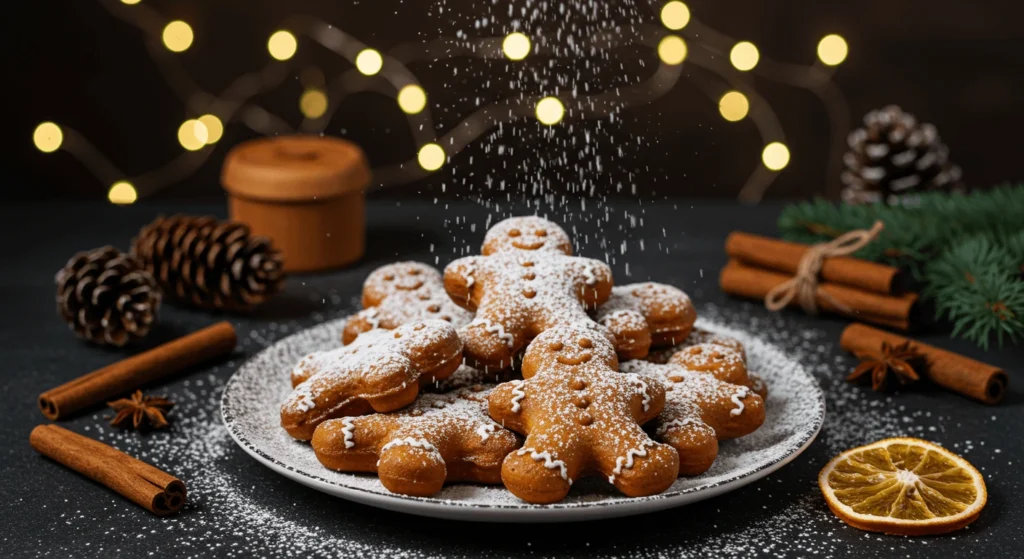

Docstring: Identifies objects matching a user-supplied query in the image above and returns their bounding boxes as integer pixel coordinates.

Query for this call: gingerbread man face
[481,216,573,255]
[595,282,697,360]
[487,324,679,503]
[646,326,749,365]
[312,385,521,497]
[444,217,614,370]
[281,320,463,440]
[621,359,765,476]
[342,262,472,344]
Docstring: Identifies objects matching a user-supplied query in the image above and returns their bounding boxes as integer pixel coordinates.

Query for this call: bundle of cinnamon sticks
[720,231,918,330]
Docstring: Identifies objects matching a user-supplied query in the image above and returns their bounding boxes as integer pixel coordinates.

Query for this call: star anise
[108,390,174,430]
[847,341,924,392]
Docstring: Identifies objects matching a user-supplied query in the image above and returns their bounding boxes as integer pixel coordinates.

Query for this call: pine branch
[777,184,1024,347]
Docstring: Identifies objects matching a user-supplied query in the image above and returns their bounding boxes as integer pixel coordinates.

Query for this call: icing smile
[511,240,546,250]
[394,280,425,291]
[556,353,592,365]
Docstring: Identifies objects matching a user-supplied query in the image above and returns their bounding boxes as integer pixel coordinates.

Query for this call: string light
[535,97,565,125]
[817,34,848,66]
[268,30,297,61]
[397,85,427,114]
[107,181,138,205]
[299,89,328,119]
[355,49,383,76]
[657,35,687,65]
[33,122,63,153]
[161,21,193,53]
[660,2,691,30]
[177,119,209,151]
[719,91,749,122]
[417,143,445,171]
[730,41,759,71]
[198,114,223,144]
[762,142,790,171]
[502,32,531,61]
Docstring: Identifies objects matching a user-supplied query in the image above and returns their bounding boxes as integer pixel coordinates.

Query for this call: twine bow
[764,220,885,314]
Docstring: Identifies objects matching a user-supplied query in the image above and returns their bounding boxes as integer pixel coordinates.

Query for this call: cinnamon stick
[30,424,186,515]
[840,323,1008,404]
[725,231,903,294]
[719,260,917,330]
[39,321,236,420]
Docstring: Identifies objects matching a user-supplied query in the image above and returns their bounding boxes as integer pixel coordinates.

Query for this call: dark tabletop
[1,198,1021,558]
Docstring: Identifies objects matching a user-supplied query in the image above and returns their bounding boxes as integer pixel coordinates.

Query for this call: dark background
[9,0,1024,202]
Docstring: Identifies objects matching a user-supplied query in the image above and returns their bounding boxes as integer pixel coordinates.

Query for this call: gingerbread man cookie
[595,282,697,360]
[621,359,765,475]
[312,384,521,496]
[444,217,613,370]
[488,324,679,503]
[342,262,473,344]
[646,327,748,365]
[281,320,463,440]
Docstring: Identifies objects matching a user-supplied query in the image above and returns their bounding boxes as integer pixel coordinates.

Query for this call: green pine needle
[777,184,1024,348]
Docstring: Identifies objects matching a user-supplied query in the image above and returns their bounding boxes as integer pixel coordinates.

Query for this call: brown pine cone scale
[56,246,161,346]
[132,215,284,312]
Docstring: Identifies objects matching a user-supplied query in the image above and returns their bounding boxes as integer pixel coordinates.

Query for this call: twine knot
[765,220,884,314]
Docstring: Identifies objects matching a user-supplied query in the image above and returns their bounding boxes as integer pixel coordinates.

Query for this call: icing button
[427,304,441,312]
[520,261,535,267]
[570,378,587,390]
[574,395,590,408]
[523,272,536,280]
[523,288,537,298]
[576,412,594,426]
[578,338,593,348]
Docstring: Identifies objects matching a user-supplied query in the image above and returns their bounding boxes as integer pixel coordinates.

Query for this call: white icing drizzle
[608,440,655,483]
[293,386,316,412]
[340,417,356,449]
[657,417,701,436]
[628,374,652,412]
[380,437,438,454]
[470,319,514,347]
[730,386,751,416]
[509,380,526,412]
[517,448,570,483]
[476,423,496,441]
[582,263,598,286]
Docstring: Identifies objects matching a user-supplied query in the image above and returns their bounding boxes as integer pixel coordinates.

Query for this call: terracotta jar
[221,135,371,273]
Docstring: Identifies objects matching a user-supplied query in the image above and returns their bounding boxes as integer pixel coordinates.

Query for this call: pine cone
[55,247,161,347]
[131,215,284,311]
[841,105,964,205]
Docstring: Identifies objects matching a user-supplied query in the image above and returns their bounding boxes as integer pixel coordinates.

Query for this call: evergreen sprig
[777,184,1024,348]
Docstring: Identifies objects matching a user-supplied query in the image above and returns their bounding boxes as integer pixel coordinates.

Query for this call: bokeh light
[108,182,138,205]
[268,30,297,61]
[730,41,759,71]
[120,0,141,5]
[657,35,688,65]
[198,114,223,144]
[762,142,791,171]
[718,91,749,122]
[502,32,531,61]
[177,119,209,151]
[33,122,63,153]
[162,21,194,53]
[660,2,691,31]
[299,90,328,119]
[817,34,848,66]
[417,143,445,171]
[355,49,383,76]
[397,85,427,114]
[535,97,565,126]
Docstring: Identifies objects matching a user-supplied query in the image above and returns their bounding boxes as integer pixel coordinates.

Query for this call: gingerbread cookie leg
[596,423,680,497]
[654,402,720,476]
[461,308,530,371]
[501,436,579,504]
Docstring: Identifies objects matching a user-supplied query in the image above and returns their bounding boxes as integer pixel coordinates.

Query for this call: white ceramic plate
[222,317,825,523]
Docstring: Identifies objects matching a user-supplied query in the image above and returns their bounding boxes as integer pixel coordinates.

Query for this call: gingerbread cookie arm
[653,399,720,476]
[443,256,485,310]
[342,307,396,345]
[460,308,530,371]
[312,414,400,473]
[597,309,652,361]
[281,354,420,440]
[567,257,614,309]
[623,372,667,425]
[487,380,530,433]
[666,371,766,440]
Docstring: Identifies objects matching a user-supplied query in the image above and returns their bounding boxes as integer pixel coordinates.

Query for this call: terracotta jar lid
[222,136,371,202]
[220,135,371,273]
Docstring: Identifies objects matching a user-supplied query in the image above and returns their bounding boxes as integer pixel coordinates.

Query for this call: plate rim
[221,318,826,520]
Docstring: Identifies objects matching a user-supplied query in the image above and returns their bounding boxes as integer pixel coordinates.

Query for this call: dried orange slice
[819,437,986,536]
